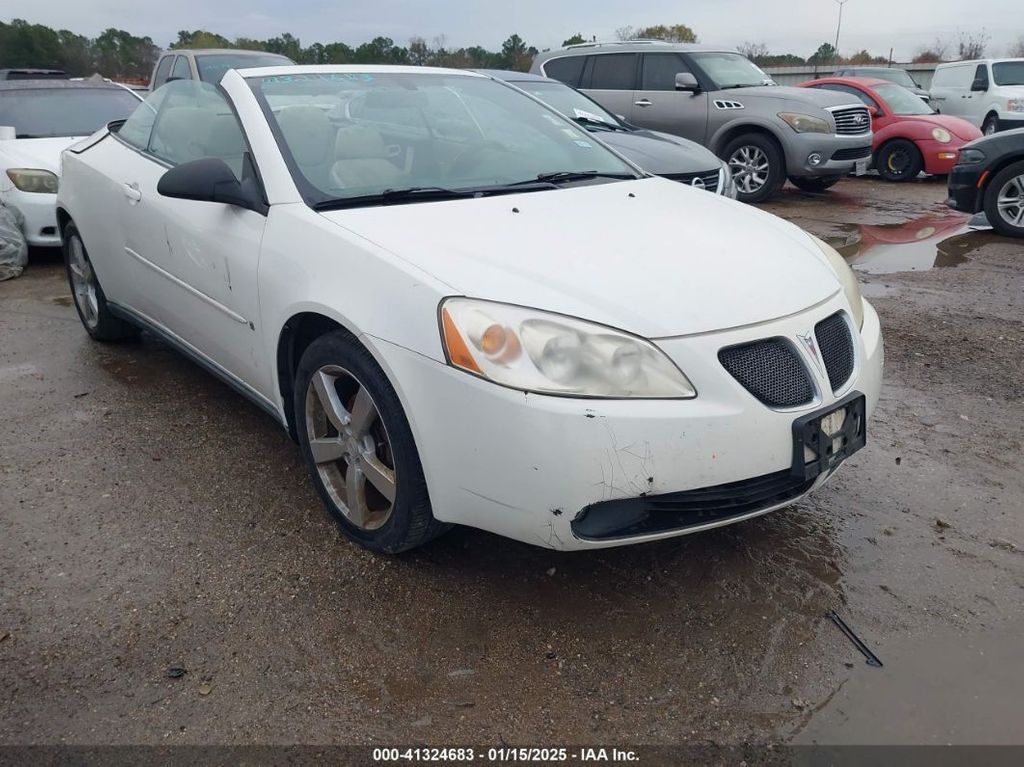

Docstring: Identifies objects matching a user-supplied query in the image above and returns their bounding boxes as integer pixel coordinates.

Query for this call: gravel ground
[1,176,1022,747]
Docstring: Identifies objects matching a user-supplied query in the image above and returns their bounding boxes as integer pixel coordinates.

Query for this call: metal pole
[834,0,849,64]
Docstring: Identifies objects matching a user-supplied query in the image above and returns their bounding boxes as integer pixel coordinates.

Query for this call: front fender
[708,116,788,156]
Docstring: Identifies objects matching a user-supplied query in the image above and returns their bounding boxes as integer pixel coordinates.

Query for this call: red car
[800,77,982,182]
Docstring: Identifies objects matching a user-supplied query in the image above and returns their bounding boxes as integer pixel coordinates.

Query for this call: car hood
[319,178,840,338]
[898,114,981,141]
[724,85,858,110]
[0,136,81,174]
[596,129,721,176]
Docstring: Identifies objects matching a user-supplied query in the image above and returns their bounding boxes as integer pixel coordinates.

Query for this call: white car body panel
[56,65,884,550]
[0,136,79,246]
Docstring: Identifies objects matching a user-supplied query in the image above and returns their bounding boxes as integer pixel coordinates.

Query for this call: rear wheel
[982,114,1000,136]
[788,175,842,193]
[983,160,1024,238]
[875,139,922,182]
[294,330,446,553]
[723,133,785,203]
[62,221,137,342]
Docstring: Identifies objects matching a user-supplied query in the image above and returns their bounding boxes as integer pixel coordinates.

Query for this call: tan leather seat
[330,127,403,191]
[276,106,335,190]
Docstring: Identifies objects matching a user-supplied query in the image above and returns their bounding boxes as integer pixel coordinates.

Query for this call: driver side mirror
[971,78,988,92]
[158,157,262,212]
[675,72,700,93]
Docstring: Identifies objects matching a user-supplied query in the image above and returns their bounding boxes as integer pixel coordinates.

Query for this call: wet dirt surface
[1,177,1022,746]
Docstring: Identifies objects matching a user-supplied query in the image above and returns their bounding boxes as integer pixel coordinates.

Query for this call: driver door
[118,81,271,398]
[631,53,709,143]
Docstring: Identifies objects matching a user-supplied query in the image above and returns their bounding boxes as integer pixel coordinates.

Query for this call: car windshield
[863,69,916,88]
[509,79,622,129]
[0,87,140,138]
[689,52,774,89]
[875,83,933,115]
[196,53,293,84]
[992,61,1024,86]
[251,71,638,206]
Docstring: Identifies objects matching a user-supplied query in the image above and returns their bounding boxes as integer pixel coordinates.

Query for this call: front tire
[294,330,446,553]
[788,175,842,193]
[875,139,923,182]
[983,159,1024,238]
[62,221,137,342]
[982,114,999,136]
[723,133,785,203]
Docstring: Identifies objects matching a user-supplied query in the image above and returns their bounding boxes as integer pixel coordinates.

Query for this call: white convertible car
[57,66,883,553]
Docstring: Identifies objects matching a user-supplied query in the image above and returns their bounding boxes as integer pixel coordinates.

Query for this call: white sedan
[0,80,141,247]
[56,66,883,553]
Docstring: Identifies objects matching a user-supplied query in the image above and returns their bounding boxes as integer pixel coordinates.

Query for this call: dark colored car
[478,69,736,197]
[833,66,930,102]
[947,128,1024,237]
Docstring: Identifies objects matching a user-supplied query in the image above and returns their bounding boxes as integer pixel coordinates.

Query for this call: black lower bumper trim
[571,469,815,541]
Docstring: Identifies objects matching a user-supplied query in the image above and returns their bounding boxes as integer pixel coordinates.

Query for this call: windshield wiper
[312,183,557,211]
[508,170,637,187]
[573,116,623,132]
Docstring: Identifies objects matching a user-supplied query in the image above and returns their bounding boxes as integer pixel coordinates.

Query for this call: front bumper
[784,131,873,177]
[0,188,60,247]
[371,295,884,550]
[946,163,984,213]
[918,139,966,175]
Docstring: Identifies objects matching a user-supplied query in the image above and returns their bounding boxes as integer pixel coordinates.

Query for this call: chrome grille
[815,312,855,391]
[719,339,814,408]
[667,169,719,193]
[831,106,871,135]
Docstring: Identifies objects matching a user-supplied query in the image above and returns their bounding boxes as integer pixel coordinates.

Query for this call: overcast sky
[15,0,1022,61]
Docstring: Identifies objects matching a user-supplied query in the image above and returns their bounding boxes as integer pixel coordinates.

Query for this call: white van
[930,59,1024,134]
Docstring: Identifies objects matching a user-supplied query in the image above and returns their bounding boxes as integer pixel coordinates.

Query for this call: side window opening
[640,53,689,91]
[169,56,192,83]
[152,56,173,89]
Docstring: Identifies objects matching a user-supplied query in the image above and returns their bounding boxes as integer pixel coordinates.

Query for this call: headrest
[276,106,333,166]
[334,126,389,161]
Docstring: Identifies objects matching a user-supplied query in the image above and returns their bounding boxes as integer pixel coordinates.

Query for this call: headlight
[931,127,952,144]
[1008,98,1024,113]
[5,168,59,194]
[809,236,864,329]
[959,148,986,163]
[439,298,696,398]
[718,160,737,199]
[778,112,831,134]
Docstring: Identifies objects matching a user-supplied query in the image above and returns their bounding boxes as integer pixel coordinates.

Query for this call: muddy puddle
[824,213,997,275]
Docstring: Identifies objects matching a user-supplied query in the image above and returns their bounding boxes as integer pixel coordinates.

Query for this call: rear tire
[982,159,1024,238]
[982,114,999,136]
[788,175,842,193]
[723,133,785,203]
[875,139,922,182]
[293,329,447,553]
[62,221,138,342]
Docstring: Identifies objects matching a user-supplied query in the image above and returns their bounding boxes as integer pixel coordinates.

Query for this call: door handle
[634,99,653,107]
[122,182,141,202]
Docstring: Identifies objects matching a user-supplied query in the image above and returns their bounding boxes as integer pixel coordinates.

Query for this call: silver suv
[532,42,874,202]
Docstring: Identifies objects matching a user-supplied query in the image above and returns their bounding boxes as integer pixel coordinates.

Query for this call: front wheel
[62,221,137,342]
[982,114,999,136]
[875,139,923,182]
[723,133,785,203]
[983,159,1024,238]
[294,330,447,553]
[789,175,842,193]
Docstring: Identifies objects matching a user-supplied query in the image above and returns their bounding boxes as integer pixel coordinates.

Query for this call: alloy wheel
[886,147,911,176]
[304,365,397,531]
[728,146,770,194]
[995,173,1024,229]
[67,235,99,330]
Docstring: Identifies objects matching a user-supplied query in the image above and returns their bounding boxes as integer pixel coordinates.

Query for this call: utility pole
[833,0,850,64]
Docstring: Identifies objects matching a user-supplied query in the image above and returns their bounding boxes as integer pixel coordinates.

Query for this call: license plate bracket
[791,391,867,481]
[854,157,870,176]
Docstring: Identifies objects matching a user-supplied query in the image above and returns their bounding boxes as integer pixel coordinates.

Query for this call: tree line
[1,16,1019,84]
